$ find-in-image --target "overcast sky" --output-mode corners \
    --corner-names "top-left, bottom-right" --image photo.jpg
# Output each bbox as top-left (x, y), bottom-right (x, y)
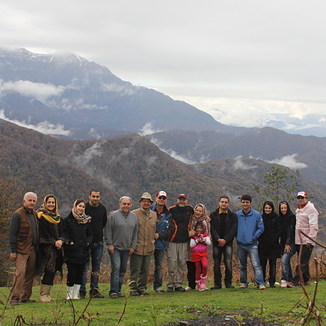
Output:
top-left (1, 0), bottom-right (325, 129)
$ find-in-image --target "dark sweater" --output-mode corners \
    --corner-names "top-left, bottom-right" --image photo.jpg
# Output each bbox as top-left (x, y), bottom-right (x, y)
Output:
top-left (85, 202), bottom-right (107, 243)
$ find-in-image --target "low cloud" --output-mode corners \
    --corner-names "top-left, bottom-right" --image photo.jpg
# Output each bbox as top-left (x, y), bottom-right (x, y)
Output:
top-left (0, 110), bottom-right (70, 136)
top-left (269, 154), bottom-right (307, 170)
top-left (0, 79), bottom-right (65, 103)
top-left (138, 122), bottom-right (164, 136)
top-left (233, 156), bottom-right (258, 170)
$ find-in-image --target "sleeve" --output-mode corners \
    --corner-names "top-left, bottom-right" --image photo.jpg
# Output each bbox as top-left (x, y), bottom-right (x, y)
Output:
top-left (253, 213), bottom-right (264, 241)
top-left (307, 208), bottom-right (319, 243)
top-left (102, 206), bottom-right (108, 229)
top-left (210, 213), bottom-right (220, 243)
top-left (224, 212), bottom-right (238, 243)
top-left (8, 212), bottom-right (21, 253)
top-left (86, 222), bottom-right (93, 245)
top-left (203, 235), bottom-right (211, 245)
top-left (130, 217), bottom-right (138, 249)
top-left (104, 214), bottom-right (114, 247)
top-left (190, 238), bottom-right (197, 248)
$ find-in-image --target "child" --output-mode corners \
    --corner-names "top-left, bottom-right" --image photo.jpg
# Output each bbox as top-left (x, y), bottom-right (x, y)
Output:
top-left (190, 221), bottom-right (211, 291)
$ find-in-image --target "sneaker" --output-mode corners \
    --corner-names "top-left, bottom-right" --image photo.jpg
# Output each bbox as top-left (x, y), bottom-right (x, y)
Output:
top-left (166, 287), bottom-right (174, 292)
top-left (184, 286), bottom-right (192, 291)
top-left (287, 282), bottom-right (295, 288)
top-left (174, 287), bottom-right (186, 292)
top-left (211, 285), bottom-right (222, 290)
top-left (259, 284), bottom-right (266, 290)
top-left (130, 290), bottom-right (140, 296)
top-left (117, 292), bottom-right (125, 298)
top-left (138, 290), bottom-right (149, 295)
top-left (225, 284), bottom-right (235, 289)
top-left (239, 283), bottom-right (247, 289)
top-left (155, 287), bottom-right (165, 293)
top-left (10, 300), bottom-right (20, 306)
top-left (90, 289), bottom-right (104, 298)
top-left (281, 280), bottom-right (287, 288)
top-left (110, 293), bottom-right (119, 299)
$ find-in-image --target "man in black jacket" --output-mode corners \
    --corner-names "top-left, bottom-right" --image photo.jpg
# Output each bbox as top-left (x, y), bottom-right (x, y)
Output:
top-left (210, 196), bottom-right (237, 289)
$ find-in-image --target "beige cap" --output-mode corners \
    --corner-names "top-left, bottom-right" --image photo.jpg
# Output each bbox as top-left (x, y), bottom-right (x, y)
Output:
top-left (139, 192), bottom-right (153, 203)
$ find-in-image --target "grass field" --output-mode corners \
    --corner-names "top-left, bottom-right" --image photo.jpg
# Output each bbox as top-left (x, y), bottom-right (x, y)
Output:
top-left (1, 280), bottom-right (325, 325)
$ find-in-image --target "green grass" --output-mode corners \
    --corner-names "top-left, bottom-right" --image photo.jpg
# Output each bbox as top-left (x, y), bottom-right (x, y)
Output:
top-left (1, 281), bottom-right (325, 325)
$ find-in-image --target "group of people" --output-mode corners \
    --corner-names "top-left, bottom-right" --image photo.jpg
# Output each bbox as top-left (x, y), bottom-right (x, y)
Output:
top-left (8, 189), bottom-right (319, 305)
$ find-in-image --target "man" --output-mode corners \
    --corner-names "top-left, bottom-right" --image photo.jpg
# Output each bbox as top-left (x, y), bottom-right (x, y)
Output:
top-left (104, 196), bottom-right (138, 299)
top-left (8, 192), bottom-right (39, 305)
top-left (129, 192), bottom-right (157, 296)
top-left (80, 189), bottom-right (107, 299)
top-left (236, 194), bottom-right (266, 290)
top-left (167, 194), bottom-right (194, 292)
top-left (293, 191), bottom-right (319, 286)
top-left (151, 191), bottom-right (174, 293)
top-left (210, 195), bottom-right (238, 289)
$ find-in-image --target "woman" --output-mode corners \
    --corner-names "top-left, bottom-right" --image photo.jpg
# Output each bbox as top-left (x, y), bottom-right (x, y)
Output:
top-left (258, 201), bottom-right (281, 288)
top-left (36, 195), bottom-right (66, 302)
top-left (186, 203), bottom-right (210, 291)
top-left (279, 201), bottom-right (296, 288)
top-left (63, 199), bottom-right (93, 299)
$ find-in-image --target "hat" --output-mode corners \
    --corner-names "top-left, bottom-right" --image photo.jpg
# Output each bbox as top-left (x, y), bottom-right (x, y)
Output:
top-left (297, 191), bottom-right (307, 198)
top-left (178, 194), bottom-right (187, 199)
top-left (157, 191), bottom-right (167, 198)
top-left (139, 192), bottom-right (153, 203)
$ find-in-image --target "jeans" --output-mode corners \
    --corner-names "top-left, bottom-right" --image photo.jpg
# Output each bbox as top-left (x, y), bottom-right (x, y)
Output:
top-left (109, 248), bottom-right (129, 295)
top-left (213, 243), bottom-right (233, 286)
top-left (154, 249), bottom-right (165, 290)
top-left (80, 242), bottom-right (104, 293)
top-left (294, 244), bottom-right (314, 284)
top-left (238, 245), bottom-right (265, 286)
top-left (281, 246), bottom-right (296, 282)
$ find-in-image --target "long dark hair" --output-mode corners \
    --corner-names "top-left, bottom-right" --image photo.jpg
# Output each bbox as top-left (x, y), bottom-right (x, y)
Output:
top-left (262, 201), bottom-right (275, 214)
top-left (278, 201), bottom-right (293, 217)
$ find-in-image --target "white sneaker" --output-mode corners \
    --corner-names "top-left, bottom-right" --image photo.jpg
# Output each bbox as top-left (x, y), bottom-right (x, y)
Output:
top-left (281, 280), bottom-right (287, 288)
top-left (239, 283), bottom-right (247, 289)
top-left (259, 284), bottom-right (266, 290)
top-left (185, 286), bottom-right (192, 291)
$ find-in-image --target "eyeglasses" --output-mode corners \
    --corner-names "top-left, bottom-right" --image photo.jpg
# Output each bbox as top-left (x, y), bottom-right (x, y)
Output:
top-left (297, 196), bottom-right (305, 199)
top-left (158, 197), bottom-right (167, 200)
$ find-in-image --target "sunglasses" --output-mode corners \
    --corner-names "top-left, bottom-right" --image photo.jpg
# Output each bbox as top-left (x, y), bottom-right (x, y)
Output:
top-left (297, 196), bottom-right (305, 199)
top-left (158, 196), bottom-right (167, 200)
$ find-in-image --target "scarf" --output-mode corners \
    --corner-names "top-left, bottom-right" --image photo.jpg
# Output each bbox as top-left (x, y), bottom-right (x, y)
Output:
top-left (37, 194), bottom-right (61, 224)
top-left (72, 199), bottom-right (92, 224)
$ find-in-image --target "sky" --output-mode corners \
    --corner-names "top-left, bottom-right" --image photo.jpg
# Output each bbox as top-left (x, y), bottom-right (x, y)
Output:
top-left (1, 0), bottom-right (326, 130)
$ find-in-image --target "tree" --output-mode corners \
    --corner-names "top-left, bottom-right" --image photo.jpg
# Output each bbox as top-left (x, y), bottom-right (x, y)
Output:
top-left (253, 165), bottom-right (301, 210)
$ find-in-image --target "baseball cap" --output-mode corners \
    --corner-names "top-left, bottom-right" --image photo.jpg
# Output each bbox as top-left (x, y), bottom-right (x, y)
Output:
top-left (178, 194), bottom-right (187, 199)
top-left (297, 191), bottom-right (307, 198)
top-left (157, 191), bottom-right (167, 198)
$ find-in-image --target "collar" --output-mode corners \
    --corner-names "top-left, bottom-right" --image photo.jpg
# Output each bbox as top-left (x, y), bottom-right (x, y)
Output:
top-left (218, 208), bottom-right (228, 214)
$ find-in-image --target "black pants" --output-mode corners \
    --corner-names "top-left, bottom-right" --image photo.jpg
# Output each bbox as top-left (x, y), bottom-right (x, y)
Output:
top-left (186, 261), bottom-right (196, 289)
top-left (260, 258), bottom-right (277, 286)
top-left (66, 262), bottom-right (85, 286)
top-left (294, 245), bottom-right (313, 284)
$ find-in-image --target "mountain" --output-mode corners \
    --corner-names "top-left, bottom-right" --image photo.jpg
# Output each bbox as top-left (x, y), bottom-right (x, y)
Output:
top-left (145, 127), bottom-right (326, 186)
top-left (0, 47), bottom-right (250, 139)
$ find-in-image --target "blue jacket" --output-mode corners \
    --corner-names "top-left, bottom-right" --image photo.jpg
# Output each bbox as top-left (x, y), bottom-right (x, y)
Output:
top-left (151, 203), bottom-right (174, 250)
top-left (236, 208), bottom-right (264, 248)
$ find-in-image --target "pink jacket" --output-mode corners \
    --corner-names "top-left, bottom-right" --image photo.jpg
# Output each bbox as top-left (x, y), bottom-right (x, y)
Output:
top-left (295, 201), bottom-right (318, 245)
top-left (190, 233), bottom-right (211, 253)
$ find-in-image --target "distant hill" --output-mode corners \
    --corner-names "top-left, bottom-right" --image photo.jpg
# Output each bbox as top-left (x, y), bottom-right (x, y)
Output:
top-left (0, 48), bottom-right (250, 139)
top-left (146, 127), bottom-right (326, 186)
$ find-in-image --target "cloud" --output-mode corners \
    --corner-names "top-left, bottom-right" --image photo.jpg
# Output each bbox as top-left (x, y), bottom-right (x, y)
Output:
top-left (138, 122), bottom-right (164, 136)
top-left (0, 110), bottom-right (70, 135)
top-left (0, 79), bottom-right (65, 103)
top-left (100, 83), bottom-right (137, 96)
top-left (268, 154), bottom-right (307, 170)
top-left (233, 156), bottom-right (258, 170)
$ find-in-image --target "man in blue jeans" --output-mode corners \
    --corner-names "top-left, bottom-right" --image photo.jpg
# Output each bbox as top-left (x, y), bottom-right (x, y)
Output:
top-left (104, 196), bottom-right (138, 299)
top-left (151, 191), bottom-right (174, 293)
top-left (236, 194), bottom-right (266, 290)
top-left (80, 189), bottom-right (107, 298)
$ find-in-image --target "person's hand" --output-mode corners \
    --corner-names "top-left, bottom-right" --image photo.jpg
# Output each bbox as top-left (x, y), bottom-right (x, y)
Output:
top-left (217, 239), bottom-right (226, 247)
top-left (108, 246), bottom-right (114, 255)
top-left (154, 233), bottom-right (159, 240)
top-left (306, 243), bottom-right (312, 248)
top-left (128, 248), bottom-right (135, 256)
top-left (284, 245), bottom-right (291, 253)
top-left (10, 253), bottom-right (17, 261)
top-left (55, 240), bottom-right (63, 249)
top-left (189, 230), bottom-right (195, 237)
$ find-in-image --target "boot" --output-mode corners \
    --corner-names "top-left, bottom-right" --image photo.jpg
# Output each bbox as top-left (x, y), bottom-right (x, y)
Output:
top-left (72, 284), bottom-right (81, 299)
top-left (39, 284), bottom-right (52, 303)
top-left (199, 274), bottom-right (207, 292)
top-left (66, 286), bottom-right (74, 300)
top-left (195, 279), bottom-right (201, 291)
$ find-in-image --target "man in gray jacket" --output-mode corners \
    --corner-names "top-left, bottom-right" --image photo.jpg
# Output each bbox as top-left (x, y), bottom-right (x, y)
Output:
top-left (104, 196), bottom-right (138, 299)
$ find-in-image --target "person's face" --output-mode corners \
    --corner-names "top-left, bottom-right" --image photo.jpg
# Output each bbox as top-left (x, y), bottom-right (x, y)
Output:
top-left (297, 196), bottom-right (308, 206)
top-left (194, 205), bottom-right (203, 218)
top-left (280, 204), bottom-right (288, 215)
top-left (45, 197), bottom-right (56, 212)
top-left (156, 195), bottom-right (167, 206)
top-left (23, 194), bottom-right (37, 210)
top-left (241, 200), bottom-right (251, 211)
top-left (177, 197), bottom-right (187, 207)
top-left (76, 202), bottom-right (85, 214)
top-left (219, 198), bottom-right (229, 210)
top-left (120, 198), bottom-right (131, 214)
top-left (195, 225), bottom-right (203, 234)
top-left (89, 191), bottom-right (100, 205)
top-left (264, 204), bottom-right (272, 214)
top-left (140, 199), bottom-right (152, 211)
